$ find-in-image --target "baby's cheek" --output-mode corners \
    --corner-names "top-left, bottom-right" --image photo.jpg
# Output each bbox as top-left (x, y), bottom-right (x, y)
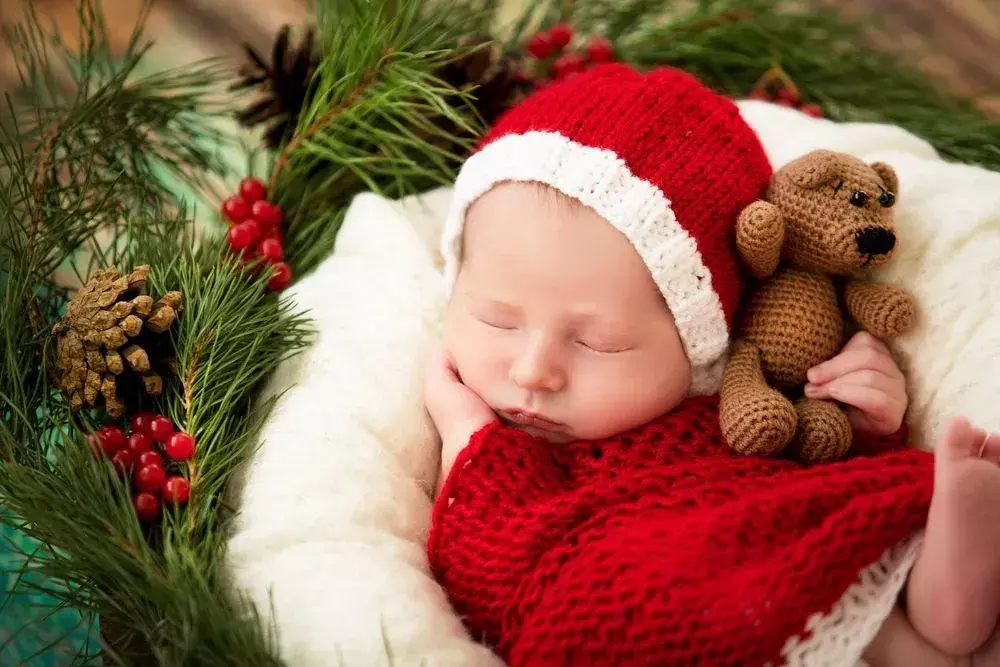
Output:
top-left (576, 361), bottom-right (682, 436)
top-left (447, 325), bottom-right (506, 401)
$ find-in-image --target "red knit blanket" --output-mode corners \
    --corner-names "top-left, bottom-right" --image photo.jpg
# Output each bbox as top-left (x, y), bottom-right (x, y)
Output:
top-left (428, 395), bottom-right (934, 666)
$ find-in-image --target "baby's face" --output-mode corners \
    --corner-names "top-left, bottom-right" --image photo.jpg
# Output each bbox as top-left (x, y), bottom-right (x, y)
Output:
top-left (444, 182), bottom-right (691, 442)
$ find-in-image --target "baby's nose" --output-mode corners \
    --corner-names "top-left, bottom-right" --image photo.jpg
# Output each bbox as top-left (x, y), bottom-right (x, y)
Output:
top-left (511, 348), bottom-right (565, 393)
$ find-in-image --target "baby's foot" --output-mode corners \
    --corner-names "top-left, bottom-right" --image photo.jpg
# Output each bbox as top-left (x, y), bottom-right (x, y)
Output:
top-left (907, 417), bottom-right (1000, 656)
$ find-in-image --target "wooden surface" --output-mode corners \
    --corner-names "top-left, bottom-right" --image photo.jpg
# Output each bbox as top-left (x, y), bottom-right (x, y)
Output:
top-left (831, 0), bottom-right (1000, 116)
top-left (0, 0), bottom-right (997, 116)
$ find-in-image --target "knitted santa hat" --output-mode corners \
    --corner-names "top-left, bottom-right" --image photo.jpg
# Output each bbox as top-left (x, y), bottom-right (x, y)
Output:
top-left (441, 63), bottom-right (773, 395)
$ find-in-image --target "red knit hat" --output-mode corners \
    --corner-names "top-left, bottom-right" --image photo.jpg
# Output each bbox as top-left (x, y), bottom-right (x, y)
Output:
top-left (441, 63), bottom-right (772, 394)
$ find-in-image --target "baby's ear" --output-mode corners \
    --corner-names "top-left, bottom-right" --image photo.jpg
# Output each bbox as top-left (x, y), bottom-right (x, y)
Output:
top-left (871, 161), bottom-right (899, 195)
top-left (782, 149), bottom-right (845, 190)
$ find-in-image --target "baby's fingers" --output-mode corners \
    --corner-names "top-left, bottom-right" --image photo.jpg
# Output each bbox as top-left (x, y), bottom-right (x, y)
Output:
top-left (441, 349), bottom-right (463, 382)
top-left (807, 377), bottom-right (903, 435)
top-left (805, 369), bottom-right (900, 406)
top-left (807, 336), bottom-right (901, 385)
top-left (426, 346), bottom-right (458, 382)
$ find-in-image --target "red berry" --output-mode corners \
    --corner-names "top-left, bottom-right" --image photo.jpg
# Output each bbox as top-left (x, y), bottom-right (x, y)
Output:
top-left (552, 52), bottom-right (586, 80)
top-left (227, 220), bottom-right (262, 252)
top-left (239, 177), bottom-right (268, 204)
top-left (777, 98), bottom-right (797, 108)
top-left (243, 219), bottom-right (262, 243)
top-left (251, 200), bottom-right (283, 229)
top-left (111, 449), bottom-right (133, 476)
top-left (748, 89), bottom-right (769, 101)
top-left (221, 197), bottom-right (251, 224)
top-left (138, 450), bottom-right (163, 468)
top-left (777, 87), bottom-right (801, 105)
top-left (135, 463), bottom-right (166, 493)
top-left (267, 262), bottom-right (293, 291)
top-left (126, 432), bottom-right (153, 457)
top-left (148, 415), bottom-right (174, 443)
top-left (586, 36), bottom-right (614, 63)
top-left (133, 492), bottom-right (161, 521)
top-left (165, 432), bottom-right (196, 461)
top-left (129, 411), bottom-right (155, 436)
top-left (97, 426), bottom-right (127, 456)
top-left (227, 223), bottom-right (253, 252)
top-left (526, 32), bottom-right (555, 59)
top-left (800, 103), bottom-right (824, 118)
top-left (548, 23), bottom-right (573, 50)
top-left (258, 237), bottom-right (284, 263)
top-left (163, 476), bottom-right (191, 506)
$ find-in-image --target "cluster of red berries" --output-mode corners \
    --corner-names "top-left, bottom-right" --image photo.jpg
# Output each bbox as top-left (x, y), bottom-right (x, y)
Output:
top-left (747, 67), bottom-right (824, 118)
top-left (221, 177), bottom-right (293, 291)
top-left (519, 23), bottom-right (616, 90)
top-left (90, 412), bottom-right (195, 521)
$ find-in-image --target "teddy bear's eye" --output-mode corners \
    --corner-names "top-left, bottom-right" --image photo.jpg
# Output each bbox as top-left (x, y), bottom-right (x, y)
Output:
top-left (879, 191), bottom-right (896, 208)
top-left (850, 191), bottom-right (869, 207)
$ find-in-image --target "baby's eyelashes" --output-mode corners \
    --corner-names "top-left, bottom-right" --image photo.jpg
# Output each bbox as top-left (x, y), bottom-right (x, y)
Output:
top-left (477, 315), bottom-right (518, 330)
top-left (574, 338), bottom-right (633, 354)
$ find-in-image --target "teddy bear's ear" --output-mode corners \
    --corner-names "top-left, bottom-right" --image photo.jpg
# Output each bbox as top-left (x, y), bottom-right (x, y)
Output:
top-left (871, 161), bottom-right (899, 195)
top-left (783, 150), bottom-right (843, 190)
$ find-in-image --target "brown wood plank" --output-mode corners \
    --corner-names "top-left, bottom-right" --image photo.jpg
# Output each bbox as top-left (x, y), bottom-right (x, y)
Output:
top-left (822, 0), bottom-right (1000, 115)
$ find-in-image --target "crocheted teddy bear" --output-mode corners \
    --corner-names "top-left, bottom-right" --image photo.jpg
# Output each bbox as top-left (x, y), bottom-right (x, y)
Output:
top-left (719, 149), bottom-right (916, 464)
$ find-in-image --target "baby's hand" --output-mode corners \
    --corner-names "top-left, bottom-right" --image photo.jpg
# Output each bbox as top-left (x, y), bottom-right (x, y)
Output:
top-left (803, 331), bottom-right (908, 436)
top-left (425, 347), bottom-right (496, 489)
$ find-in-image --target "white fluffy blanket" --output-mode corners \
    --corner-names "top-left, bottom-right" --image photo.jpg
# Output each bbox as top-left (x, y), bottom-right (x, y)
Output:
top-left (226, 101), bottom-right (1000, 666)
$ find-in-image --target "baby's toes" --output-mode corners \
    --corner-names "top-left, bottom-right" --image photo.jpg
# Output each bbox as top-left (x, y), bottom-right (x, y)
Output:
top-left (936, 416), bottom-right (984, 462)
top-left (979, 432), bottom-right (1000, 464)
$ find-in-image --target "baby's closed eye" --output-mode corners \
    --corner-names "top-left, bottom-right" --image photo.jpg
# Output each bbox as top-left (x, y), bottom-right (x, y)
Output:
top-left (475, 314), bottom-right (518, 330)
top-left (576, 340), bottom-right (631, 354)
top-left (467, 298), bottom-right (520, 331)
top-left (574, 331), bottom-right (634, 354)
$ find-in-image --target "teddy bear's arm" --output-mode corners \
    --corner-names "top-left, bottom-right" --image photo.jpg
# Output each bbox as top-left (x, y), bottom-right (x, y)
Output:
top-left (844, 280), bottom-right (917, 339)
top-left (736, 200), bottom-right (784, 278)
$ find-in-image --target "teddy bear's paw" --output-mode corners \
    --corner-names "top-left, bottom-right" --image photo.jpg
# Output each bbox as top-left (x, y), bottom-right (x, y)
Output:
top-left (791, 397), bottom-right (853, 463)
top-left (872, 288), bottom-right (917, 339)
top-left (720, 387), bottom-right (798, 457)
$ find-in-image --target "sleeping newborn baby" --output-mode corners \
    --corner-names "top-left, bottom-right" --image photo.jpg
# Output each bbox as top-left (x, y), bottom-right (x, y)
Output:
top-left (425, 64), bottom-right (1000, 666)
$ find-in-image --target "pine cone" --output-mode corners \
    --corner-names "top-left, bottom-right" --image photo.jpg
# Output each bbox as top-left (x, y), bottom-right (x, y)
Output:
top-left (231, 25), bottom-right (318, 149)
top-left (52, 265), bottom-right (182, 419)
top-left (435, 36), bottom-right (531, 128)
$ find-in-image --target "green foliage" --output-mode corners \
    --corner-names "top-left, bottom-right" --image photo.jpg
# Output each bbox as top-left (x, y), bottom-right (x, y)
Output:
top-left (1, 1), bottom-right (308, 664)
top-left (267, 0), bottom-right (495, 275)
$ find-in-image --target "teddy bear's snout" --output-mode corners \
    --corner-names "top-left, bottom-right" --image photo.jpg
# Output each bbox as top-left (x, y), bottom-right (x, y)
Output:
top-left (855, 227), bottom-right (896, 256)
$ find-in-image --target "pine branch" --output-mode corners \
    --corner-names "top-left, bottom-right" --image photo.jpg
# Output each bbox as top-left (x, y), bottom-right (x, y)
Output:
top-left (268, 0), bottom-right (493, 277)
top-left (1, 1), bottom-right (233, 285)
top-left (3, 216), bottom-right (312, 664)
top-left (0, 0), bottom-right (233, 459)
top-left (1, 1), bottom-right (309, 664)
